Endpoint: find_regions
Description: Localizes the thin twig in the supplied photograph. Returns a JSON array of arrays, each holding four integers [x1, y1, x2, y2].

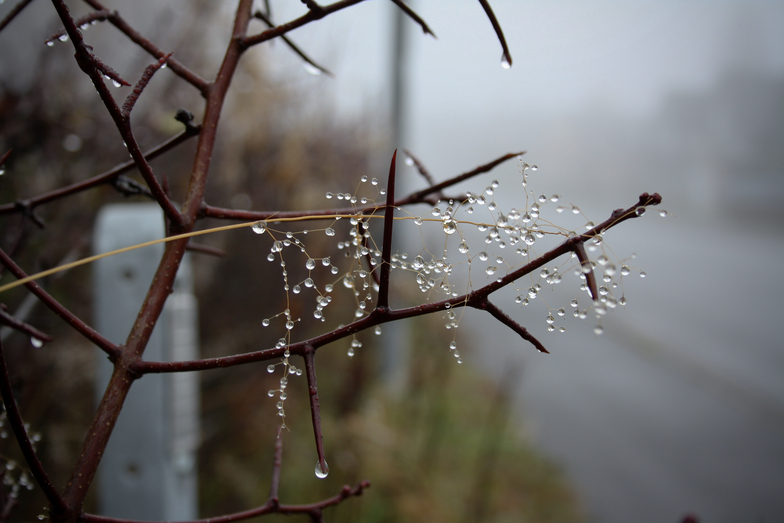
[[0, 247, 119, 357], [0, 127, 199, 216], [253, 10, 334, 77], [0, 307, 53, 344], [303, 346, 329, 481], [80, 0, 210, 94], [390, 0, 435, 37], [0, 0, 36, 32], [0, 337, 69, 516], [477, 0, 512, 67]]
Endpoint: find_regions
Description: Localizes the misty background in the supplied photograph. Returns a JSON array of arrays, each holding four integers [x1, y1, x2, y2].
[[260, 2, 784, 521], [1, 1, 782, 522]]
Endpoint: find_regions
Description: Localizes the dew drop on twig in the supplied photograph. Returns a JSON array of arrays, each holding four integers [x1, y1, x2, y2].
[[315, 460, 329, 478]]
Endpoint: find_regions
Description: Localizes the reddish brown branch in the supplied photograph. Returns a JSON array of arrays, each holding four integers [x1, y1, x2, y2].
[[0, 247, 119, 357], [121, 53, 172, 117], [0, 127, 199, 216], [397, 151, 524, 206], [0, 337, 69, 517], [200, 151, 525, 223], [136, 192, 662, 373], [0, 307, 53, 345], [242, 0, 367, 48], [80, 0, 210, 94]]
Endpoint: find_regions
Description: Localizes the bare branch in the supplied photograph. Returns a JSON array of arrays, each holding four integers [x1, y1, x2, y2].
[[121, 53, 172, 117], [0, 0, 36, 33], [80, 0, 210, 94], [0, 337, 69, 516], [303, 346, 329, 481], [243, 0, 367, 48], [477, 0, 512, 67], [253, 10, 334, 77], [476, 299, 548, 353], [0, 306, 53, 345], [390, 0, 436, 37], [0, 247, 119, 357]]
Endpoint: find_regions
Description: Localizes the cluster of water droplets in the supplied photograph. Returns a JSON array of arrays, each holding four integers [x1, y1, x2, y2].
[[0, 407, 39, 504]]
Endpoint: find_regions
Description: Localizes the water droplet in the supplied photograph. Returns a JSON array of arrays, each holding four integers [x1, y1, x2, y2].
[[30, 337, 43, 348], [292, 285, 301, 295], [639, 271, 647, 278], [374, 326, 382, 335], [251, 222, 266, 234], [267, 365, 275, 373], [478, 251, 488, 261], [343, 275, 355, 288], [325, 192, 333, 199], [501, 54, 511, 69], [546, 314, 554, 324], [262, 319, 270, 327], [314, 458, 330, 478], [414, 216, 423, 225], [303, 62, 322, 76], [524, 233, 536, 246], [550, 194, 560, 202], [325, 227, 336, 237], [659, 210, 668, 217], [347, 347, 355, 357], [458, 241, 469, 254], [371, 177, 379, 186], [443, 220, 457, 235], [635, 207, 646, 216], [267, 253, 275, 262], [112, 79, 121, 88], [331, 265, 339, 275], [305, 258, 316, 270], [58, 34, 68, 42], [485, 266, 497, 275], [594, 325, 604, 335]]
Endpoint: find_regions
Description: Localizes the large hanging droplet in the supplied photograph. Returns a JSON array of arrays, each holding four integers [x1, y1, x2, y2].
[[315, 460, 329, 479]]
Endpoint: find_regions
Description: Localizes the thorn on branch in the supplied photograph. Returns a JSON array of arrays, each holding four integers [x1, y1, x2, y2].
[[75, 42, 131, 88], [377, 150, 397, 310], [112, 175, 153, 198], [390, 0, 436, 37], [571, 239, 598, 302], [122, 53, 172, 118], [300, 0, 324, 14], [13, 201, 45, 229], [477, 0, 512, 68]]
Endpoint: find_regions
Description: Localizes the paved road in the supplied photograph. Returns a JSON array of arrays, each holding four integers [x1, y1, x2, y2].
[[468, 216, 784, 522]]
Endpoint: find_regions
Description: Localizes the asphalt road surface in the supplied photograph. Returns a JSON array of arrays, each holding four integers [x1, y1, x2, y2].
[[468, 216, 784, 523]]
